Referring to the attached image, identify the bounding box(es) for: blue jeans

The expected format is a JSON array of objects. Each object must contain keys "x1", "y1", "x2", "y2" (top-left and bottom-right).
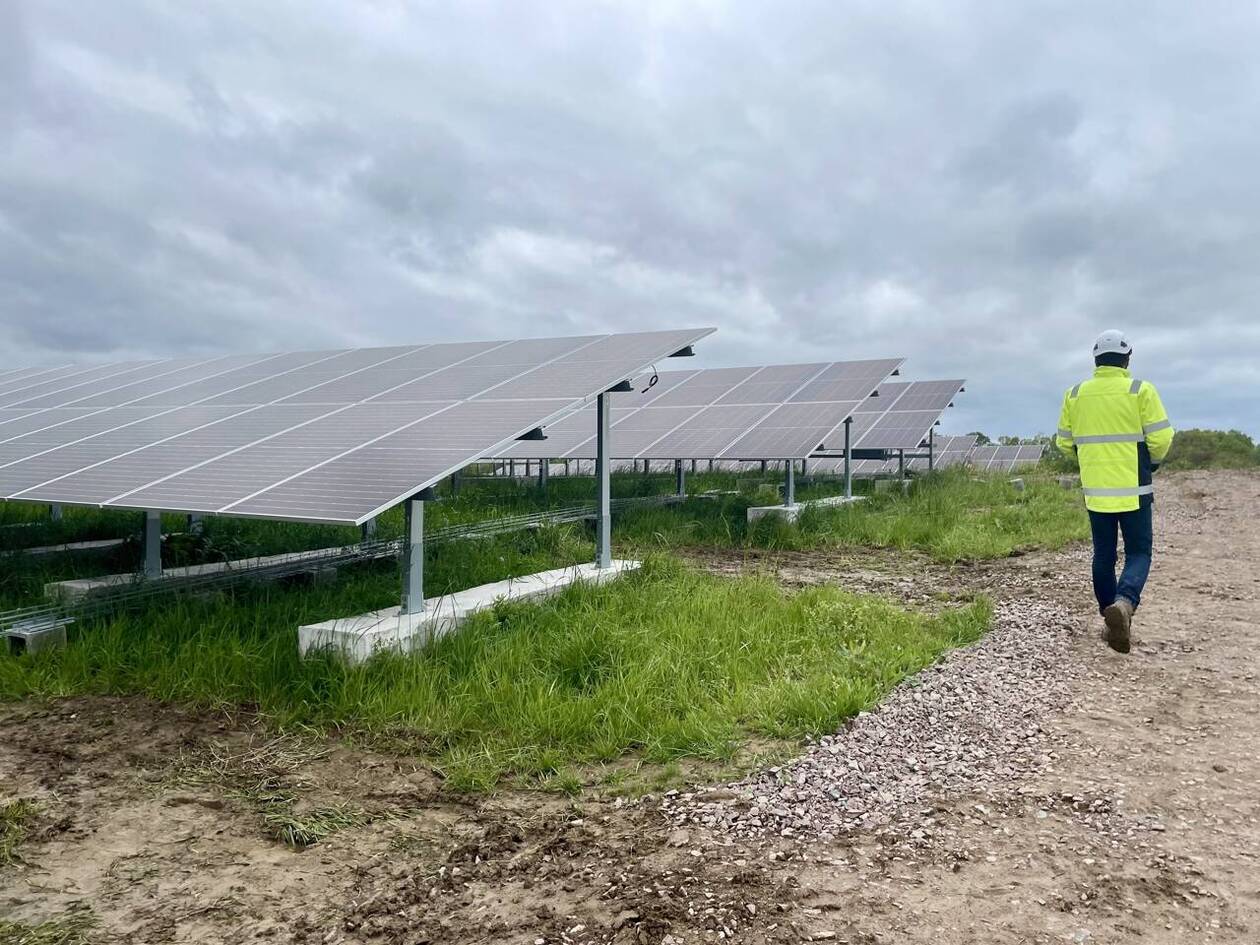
[{"x1": 1088, "y1": 507, "x2": 1153, "y2": 615}]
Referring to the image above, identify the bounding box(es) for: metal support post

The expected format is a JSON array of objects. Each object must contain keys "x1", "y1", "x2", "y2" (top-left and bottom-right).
[
  {"x1": 690, "y1": 459, "x2": 697, "y2": 474},
  {"x1": 675, "y1": 458, "x2": 686, "y2": 497},
  {"x1": 538, "y1": 460, "x2": 548, "y2": 491},
  {"x1": 361, "y1": 516, "x2": 378, "y2": 542},
  {"x1": 760, "y1": 460, "x2": 767, "y2": 475},
  {"x1": 595, "y1": 392, "x2": 612, "y2": 569},
  {"x1": 784, "y1": 460, "x2": 796, "y2": 507},
  {"x1": 50, "y1": 504, "x2": 63, "y2": 522},
  {"x1": 401, "y1": 497, "x2": 425, "y2": 615},
  {"x1": 928, "y1": 428, "x2": 936, "y2": 472},
  {"x1": 450, "y1": 470, "x2": 461, "y2": 496},
  {"x1": 142, "y1": 510, "x2": 162, "y2": 579},
  {"x1": 187, "y1": 513, "x2": 205, "y2": 536},
  {"x1": 898, "y1": 450, "x2": 905, "y2": 480},
  {"x1": 843, "y1": 418, "x2": 853, "y2": 499},
  {"x1": 801, "y1": 459, "x2": 808, "y2": 476}
]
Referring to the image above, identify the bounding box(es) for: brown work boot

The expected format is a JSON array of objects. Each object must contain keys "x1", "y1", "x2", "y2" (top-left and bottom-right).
[{"x1": 1101, "y1": 598, "x2": 1134, "y2": 653}]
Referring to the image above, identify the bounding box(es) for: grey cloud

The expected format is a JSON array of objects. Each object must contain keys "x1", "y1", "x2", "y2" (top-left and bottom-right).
[{"x1": 1, "y1": 0, "x2": 1258, "y2": 436}]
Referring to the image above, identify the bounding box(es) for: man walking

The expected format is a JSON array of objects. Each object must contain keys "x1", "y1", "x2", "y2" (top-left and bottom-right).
[{"x1": 1056, "y1": 330, "x2": 1174, "y2": 653}]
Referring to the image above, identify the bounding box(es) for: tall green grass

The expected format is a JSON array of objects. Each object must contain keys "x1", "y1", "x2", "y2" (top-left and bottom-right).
[
  {"x1": 0, "y1": 556, "x2": 990, "y2": 790},
  {"x1": 0, "y1": 470, "x2": 1041, "y2": 792},
  {"x1": 0, "y1": 504, "x2": 168, "y2": 552},
  {"x1": 617, "y1": 468, "x2": 1088, "y2": 561},
  {"x1": 0, "y1": 468, "x2": 1084, "y2": 613}
]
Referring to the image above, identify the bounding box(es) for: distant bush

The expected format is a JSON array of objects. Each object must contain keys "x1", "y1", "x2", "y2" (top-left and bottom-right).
[
  {"x1": 1161, "y1": 429, "x2": 1260, "y2": 470},
  {"x1": 1027, "y1": 428, "x2": 1259, "y2": 473}
]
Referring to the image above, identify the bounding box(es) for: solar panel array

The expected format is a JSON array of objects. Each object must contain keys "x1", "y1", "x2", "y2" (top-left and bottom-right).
[
  {"x1": 497, "y1": 359, "x2": 904, "y2": 462},
  {"x1": 830, "y1": 379, "x2": 966, "y2": 453},
  {"x1": 968, "y1": 444, "x2": 1046, "y2": 472},
  {"x1": 805, "y1": 380, "x2": 966, "y2": 476},
  {"x1": 0, "y1": 329, "x2": 713, "y2": 525},
  {"x1": 811, "y1": 433, "x2": 982, "y2": 478},
  {"x1": 909, "y1": 434, "x2": 980, "y2": 471}
]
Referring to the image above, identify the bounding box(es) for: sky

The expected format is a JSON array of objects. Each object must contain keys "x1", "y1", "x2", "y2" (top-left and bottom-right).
[{"x1": 2, "y1": 1, "x2": 1258, "y2": 439}]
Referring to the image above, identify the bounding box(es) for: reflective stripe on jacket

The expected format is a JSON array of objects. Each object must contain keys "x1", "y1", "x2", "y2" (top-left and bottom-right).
[{"x1": 1055, "y1": 366, "x2": 1174, "y2": 513}]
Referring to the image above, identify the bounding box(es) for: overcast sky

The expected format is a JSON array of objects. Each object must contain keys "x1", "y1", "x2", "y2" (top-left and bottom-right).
[{"x1": 2, "y1": 1, "x2": 1258, "y2": 437}]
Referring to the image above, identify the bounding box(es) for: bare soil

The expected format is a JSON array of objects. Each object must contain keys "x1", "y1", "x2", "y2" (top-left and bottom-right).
[{"x1": 2, "y1": 470, "x2": 1258, "y2": 944}]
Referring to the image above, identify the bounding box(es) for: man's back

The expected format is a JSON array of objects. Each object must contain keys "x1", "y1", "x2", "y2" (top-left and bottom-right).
[{"x1": 1056, "y1": 365, "x2": 1173, "y2": 514}]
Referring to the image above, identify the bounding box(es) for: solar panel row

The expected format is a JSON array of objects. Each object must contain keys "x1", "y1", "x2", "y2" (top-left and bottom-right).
[
  {"x1": 810, "y1": 434, "x2": 982, "y2": 477},
  {"x1": 837, "y1": 379, "x2": 966, "y2": 453},
  {"x1": 0, "y1": 329, "x2": 714, "y2": 525},
  {"x1": 908, "y1": 434, "x2": 980, "y2": 471},
  {"x1": 968, "y1": 444, "x2": 1046, "y2": 472},
  {"x1": 498, "y1": 359, "x2": 905, "y2": 462}
]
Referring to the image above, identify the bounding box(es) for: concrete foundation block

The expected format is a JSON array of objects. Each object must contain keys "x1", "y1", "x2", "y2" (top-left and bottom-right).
[
  {"x1": 298, "y1": 560, "x2": 642, "y2": 664},
  {"x1": 5, "y1": 617, "x2": 72, "y2": 655},
  {"x1": 24, "y1": 537, "x2": 128, "y2": 558},
  {"x1": 747, "y1": 495, "x2": 865, "y2": 524},
  {"x1": 45, "y1": 546, "x2": 351, "y2": 601},
  {"x1": 1009, "y1": 477, "x2": 1026, "y2": 492},
  {"x1": 1058, "y1": 475, "x2": 1081, "y2": 489}
]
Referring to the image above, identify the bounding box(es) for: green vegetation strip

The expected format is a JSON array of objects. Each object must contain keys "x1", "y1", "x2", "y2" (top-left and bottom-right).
[
  {"x1": 1, "y1": 556, "x2": 990, "y2": 791},
  {"x1": 618, "y1": 468, "x2": 1089, "y2": 562},
  {"x1": 1, "y1": 470, "x2": 1087, "y2": 614}
]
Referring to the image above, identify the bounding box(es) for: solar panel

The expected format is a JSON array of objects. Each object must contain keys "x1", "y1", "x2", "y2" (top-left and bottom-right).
[
  {"x1": 0, "y1": 329, "x2": 713, "y2": 524},
  {"x1": 808, "y1": 431, "x2": 979, "y2": 479},
  {"x1": 1016, "y1": 444, "x2": 1047, "y2": 466},
  {"x1": 497, "y1": 358, "x2": 904, "y2": 462},
  {"x1": 969, "y1": 444, "x2": 1045, "y2": 472},
  {"x1": 833, "y1": 379, "x2": 965, "y2": 453},
  {"x1": 909, "y1": 434, "x2": 980, "y2": 470},
  {"x1": 803, "y1": 379, "x2": 965, "y2": 478}
]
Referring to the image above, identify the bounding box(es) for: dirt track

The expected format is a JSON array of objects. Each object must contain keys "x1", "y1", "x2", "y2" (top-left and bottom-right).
[{"x1": 2, "y1": 470, "x2": 1258, "y2": 943}]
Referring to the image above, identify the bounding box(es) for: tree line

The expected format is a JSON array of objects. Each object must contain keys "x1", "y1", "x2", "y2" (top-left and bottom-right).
[{"x1": 973, "y1": 429, "x2": 1260, "y2": 471}]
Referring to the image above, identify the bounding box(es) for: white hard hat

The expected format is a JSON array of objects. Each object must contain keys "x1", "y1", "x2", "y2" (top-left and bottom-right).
[{"x1": 1093, "y1": 329, "x2": 1132, "y2": 357}]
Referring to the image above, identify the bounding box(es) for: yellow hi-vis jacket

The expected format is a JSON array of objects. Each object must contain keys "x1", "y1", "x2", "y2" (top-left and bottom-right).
[{"x1": 1056, "y1": 366, "x2": 1174, "y2": 513}]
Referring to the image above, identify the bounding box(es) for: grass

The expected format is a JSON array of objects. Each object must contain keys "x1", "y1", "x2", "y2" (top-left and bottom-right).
[
  {"x1": 1, "y1": 555, "x2": 991, "y2": 791},
  {"x1": 0, "y1": 799, "x2": 39, "y2": 867},
  {"x1": 0, "y1": 510, "x2": 592, "y2": 611},
  {"x1": 0, "y1": 910, "x2": 95, "y2": 945},
  {"x1": 1, "y1": 466, "x2": 1084, "y2": 611},
  {"x1": 0, "y1": 465, "x2": 1082, "y2": 793},
  {"x1": 616, "y1": 467, "x2": 1089, "y2": 561},
  {"x1": 0, "y1": 503, "x2": 149, "y2": 552},
  {"x1": 263, "y1": 804, "x2": 369, "y2": 848},
  {"x1": 168, "y1": 733, "x2": 371, "y2": 848}
]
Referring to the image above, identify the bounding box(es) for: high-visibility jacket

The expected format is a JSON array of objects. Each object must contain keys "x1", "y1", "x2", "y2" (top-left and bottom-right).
[{"x1": 1056, "y1": 366, "x2": 1174, "y2": 513}]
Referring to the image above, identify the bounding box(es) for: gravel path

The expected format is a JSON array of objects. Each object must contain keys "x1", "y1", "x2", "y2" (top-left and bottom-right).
[{"x1": 662, "y1": 596, "x2": 1080, "y2": 852}]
